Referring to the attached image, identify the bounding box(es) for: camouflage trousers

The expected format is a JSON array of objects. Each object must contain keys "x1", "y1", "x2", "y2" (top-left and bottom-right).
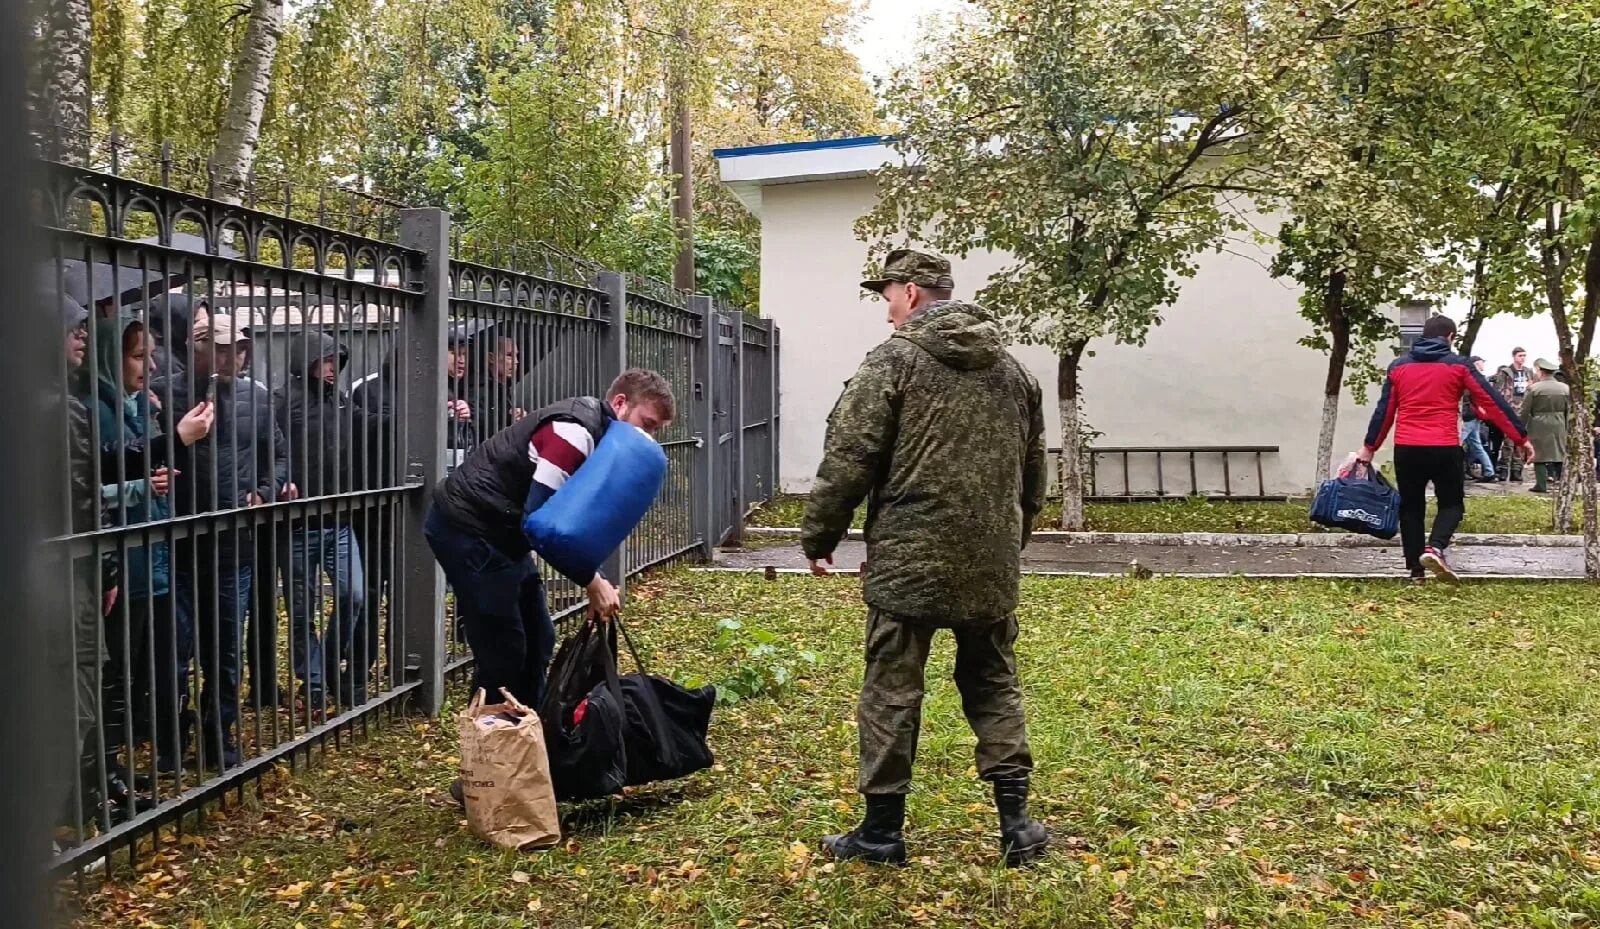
[{"x1": 857, "y1": 608, "x2": 1033, "y2": 795}]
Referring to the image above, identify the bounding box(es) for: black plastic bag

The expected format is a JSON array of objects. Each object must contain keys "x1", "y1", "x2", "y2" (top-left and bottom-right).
[
  {"x1": 540, "y1": 618, "x2": 715, "y2": 801},
  {"x1": 540, "y1": 621, "x2": 628, "y2": 801}
]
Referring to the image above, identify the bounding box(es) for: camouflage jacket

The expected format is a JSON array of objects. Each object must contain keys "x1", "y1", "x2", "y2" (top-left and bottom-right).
[{"x1": 801, "y1": 301, "x2": 1046, "y2": 621}]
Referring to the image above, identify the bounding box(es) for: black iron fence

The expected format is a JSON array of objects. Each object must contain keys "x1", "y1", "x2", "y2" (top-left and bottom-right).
[{"x1": 36, "y1": 158, "x2": 778, "y2": 877}]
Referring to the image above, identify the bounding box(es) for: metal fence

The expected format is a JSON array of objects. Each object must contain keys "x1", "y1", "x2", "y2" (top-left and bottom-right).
[{"x1": 36, "y1": 159, "x2": 779, "y2": 877}]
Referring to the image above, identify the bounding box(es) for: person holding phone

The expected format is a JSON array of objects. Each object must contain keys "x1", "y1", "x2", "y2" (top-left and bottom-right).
[
  {"x1": 152, "y1": 313, "x2": 294, "y2": 771},
  {"x1": 88, "y1": 316, "x2": 213, "y2": 785}
]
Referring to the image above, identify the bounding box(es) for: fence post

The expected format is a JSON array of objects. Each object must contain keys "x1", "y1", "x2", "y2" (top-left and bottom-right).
[
  {"x1": 727, "y1": 310, "x2": 746, "y2": 548},
  {"x1": 398, "y1": 208, "x2": 449, "y2": 716},
  {"x1": 766, "y1": 318, "x2": 779, "y2": 506},
  {"x1": 597, "y1": 271, "x2": 628, "y2": 594},
  {"x1": 690, "y1": 295, "x2": 716, "y2": 560}
]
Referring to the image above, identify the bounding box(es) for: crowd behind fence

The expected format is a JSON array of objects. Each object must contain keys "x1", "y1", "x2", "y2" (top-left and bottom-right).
[{"x1": 36, "y1": 157, "x2": 779, "y2": 877}]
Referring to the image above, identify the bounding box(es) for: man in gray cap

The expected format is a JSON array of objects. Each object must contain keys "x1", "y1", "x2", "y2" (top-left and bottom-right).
[{"x1": 801, "y1": 249, "x2": 1050, "y2": 867}]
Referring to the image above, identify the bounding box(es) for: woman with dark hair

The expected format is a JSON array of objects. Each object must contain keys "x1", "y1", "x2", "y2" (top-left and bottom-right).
[{"x1": 88, "y1": 317, "x2": 212, "y2": 795}]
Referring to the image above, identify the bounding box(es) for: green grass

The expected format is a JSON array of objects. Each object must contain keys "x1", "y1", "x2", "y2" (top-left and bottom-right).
[
  {"x1": 70, "y1": 572, "x2": 1600, "y2": 928},
  {"x1": 748, "y1": 494, "x2": 1561, "y2": 536}
]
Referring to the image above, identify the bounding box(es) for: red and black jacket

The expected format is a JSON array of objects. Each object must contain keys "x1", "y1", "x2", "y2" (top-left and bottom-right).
[{"x1": 1364, "y1": 337, "x2": 1527, "y2": 452}]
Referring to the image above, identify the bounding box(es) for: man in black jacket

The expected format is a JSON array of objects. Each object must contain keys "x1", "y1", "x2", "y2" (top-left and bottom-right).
[
  {"x1": 274, "y1": 331, "x2": 382, "y2": 711},
  {"x1": 153, "y1": 313, "x2": 293, "y2": 770},
  {"x1": 426, "y1": 369, "x2": 674, "y2": 715}
]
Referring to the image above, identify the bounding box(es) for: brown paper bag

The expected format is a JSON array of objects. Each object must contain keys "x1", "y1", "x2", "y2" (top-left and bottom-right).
[{"x1": 457, "y1": 687, "x2": 561, "y2": 851}]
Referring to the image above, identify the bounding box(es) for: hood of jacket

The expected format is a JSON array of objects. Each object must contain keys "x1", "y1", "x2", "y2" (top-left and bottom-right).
[
  {"x1": 892, "y1": 301, "x2": 1005, "y2": 371},
  {"x1": 92, "y1": 316, "x2": 142, "y2": 410},
  {"x1": 1407, "y1": 336, "x2": 1454, "y2": 363},
  {"x1": 288, "y1": 331, "x2": 348, "y2": 385}
]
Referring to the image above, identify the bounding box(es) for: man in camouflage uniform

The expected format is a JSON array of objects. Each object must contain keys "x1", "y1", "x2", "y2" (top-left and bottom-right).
[{"x1": 801, "y1": 249, "x2": 1050, "y2": 868}]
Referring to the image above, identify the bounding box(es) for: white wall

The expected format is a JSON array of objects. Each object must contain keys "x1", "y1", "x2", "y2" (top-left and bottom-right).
[{"x1": 758, "y1": 176, "x2": 1382, "y2": 497}]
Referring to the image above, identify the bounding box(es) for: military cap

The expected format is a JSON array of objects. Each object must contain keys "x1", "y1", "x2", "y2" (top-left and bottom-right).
[{"x1": 860, "y1": 248, "x2": 955, "y2": 294}]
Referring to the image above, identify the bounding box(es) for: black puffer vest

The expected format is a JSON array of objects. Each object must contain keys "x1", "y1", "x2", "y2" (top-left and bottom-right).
[{"x1": 432, "y1": 396, "x2": 613, "y2": 554}]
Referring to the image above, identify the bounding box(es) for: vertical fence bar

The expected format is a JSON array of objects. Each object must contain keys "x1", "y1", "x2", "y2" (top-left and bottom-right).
[
  {"x1": 771, "y1": 323, "x2": 781, "y2": 502},
  {"x1": 398, "y1": 208, "x2": 448, "y2": 715},
  {"x1": 765, "y1": 318, "x2": 779, "y2": 507},
  {"x1": 727, "y1": 311, "x2": 746, "y2": 547},
  {"x1": 690, "y1": 295, "x2": 715, "y2": 560},
  {"x1": 596, "y1": 271, "x2": 628, "y2": 590}
]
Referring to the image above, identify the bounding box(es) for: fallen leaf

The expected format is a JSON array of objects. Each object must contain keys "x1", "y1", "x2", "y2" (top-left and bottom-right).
[
  {"x1": 1449, "y1": 835, "x2": 1475, "y2": 850},
  {"x1": 511, "y1": 871, "x2": 531, "y2": 884}
]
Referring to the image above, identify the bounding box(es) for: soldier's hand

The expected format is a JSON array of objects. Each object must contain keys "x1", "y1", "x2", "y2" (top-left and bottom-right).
[{"x1": 808, "y1": 556, "x2": 833, "y2": 577}]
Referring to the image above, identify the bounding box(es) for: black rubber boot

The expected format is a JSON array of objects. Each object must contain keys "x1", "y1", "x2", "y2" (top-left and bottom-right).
[
  {"x1": 821, "y1": 794, "x2": 907, "y2": 866},
  {"x1": 994, "y1": 777, "x2": 1049, "y2": 867}
]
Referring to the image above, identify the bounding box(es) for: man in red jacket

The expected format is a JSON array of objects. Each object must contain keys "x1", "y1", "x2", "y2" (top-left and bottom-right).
[{"x1": 1358, "y1": 315, "x2": 1533, "y2": 582}]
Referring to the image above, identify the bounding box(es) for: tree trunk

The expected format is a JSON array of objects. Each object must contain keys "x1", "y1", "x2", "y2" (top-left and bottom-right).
[
  {"x1": 209, "y1": 0, "x2": 284, "y2": 204},
  {"x1": 1056, "y1": 340, "x2": 1089, "y2": 531},
  {"x1": 1555, "y1": 426, "x2": 1580, "y2": 532},
  {"x1": 1315, "y1": 269, "x2": 1351, "y2": 485},
  {"x1": 1577, "y1": 398, "x2": 1599, "y2": 578},
  {"x1": 34, "y1": 0, "x2": 92, "y2": 163}
]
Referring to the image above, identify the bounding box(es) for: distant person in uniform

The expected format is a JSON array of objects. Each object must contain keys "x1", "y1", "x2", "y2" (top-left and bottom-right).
[
  {"x1": 1523, "y1": 358, "x2": 1571, "y2": 494},
  {"x1": 801, "y1": 249, "x2": 1050, "y2": 868}
]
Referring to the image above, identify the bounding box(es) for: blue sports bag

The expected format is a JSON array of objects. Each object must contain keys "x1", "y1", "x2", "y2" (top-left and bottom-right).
[
  {"x1": 1309, "y1": 463, "x2": 1400, "y2": 540},
  {"x1": 523, "y1": 419, "x2": 668, "y2": 581}
]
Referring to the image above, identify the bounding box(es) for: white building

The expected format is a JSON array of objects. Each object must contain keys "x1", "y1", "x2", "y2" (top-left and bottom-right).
[{"x1": 715, "y1": 135, "x2": 1394, "y2": 498}]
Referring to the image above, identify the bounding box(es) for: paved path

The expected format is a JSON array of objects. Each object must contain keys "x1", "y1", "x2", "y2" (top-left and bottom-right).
[{"x1": 709, "y1": 539, "x2": 1585, "y2": 580}]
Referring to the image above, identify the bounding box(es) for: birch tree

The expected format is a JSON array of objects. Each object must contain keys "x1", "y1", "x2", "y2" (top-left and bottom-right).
[{"x1": 209, "y1": 0, "x2": 283, "y2": 202}]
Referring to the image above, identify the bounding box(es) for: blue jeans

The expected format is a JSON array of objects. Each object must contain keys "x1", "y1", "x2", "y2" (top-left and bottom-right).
[
  {"x1": 1463, "y1": 421, "x2": 1494, "y2": 478},
  {"x1": 181, "y1": 540, "x2": 250, "y2": 742},
  {"x1": 424, "y1": 506, "x2": 555, "y2": 707},
  {"x1": 289, "y1": 525, "x2": 365, "y2": 696}
]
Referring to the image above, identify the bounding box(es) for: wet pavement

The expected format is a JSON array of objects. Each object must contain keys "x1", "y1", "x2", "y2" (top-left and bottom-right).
[{"x1": 710, "y1": 539, "x2": 1585, "y2": 579}]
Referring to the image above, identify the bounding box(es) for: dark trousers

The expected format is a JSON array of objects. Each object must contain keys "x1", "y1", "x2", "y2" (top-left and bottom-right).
[
  {"x1": 856, "y1": 609, "x2": 1033, "y2": 795},
  {"x1": 180, "y1": 536, "x2": 252, "y2": 752},
  {"x1": 424, "y1": 507, "x2": 555, "y2": 707},
  {"x1": 146, "y1": 592, "x2": 193, "y2": 765},
  {"x1": 1484, "y1": 425, "x2": 1505, "y2": 475},
  {"x1": 352, "y1": 509, "x2": 395, "y2": 704},
  {"x1": 113, "y1": 591, "x2": 190, "y2": 756},
  {"x1": 247, "y1": 524, "x2": 289, "y2": 706},
  {"x1": 1394, "y1": 445, "x2": 1466, "y2": 573}
]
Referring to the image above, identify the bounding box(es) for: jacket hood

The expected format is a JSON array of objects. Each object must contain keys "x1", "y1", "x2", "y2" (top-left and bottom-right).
[
  {"x1": 1408, "y1": 336, "x2": 1453, "y2": 362},
  {"x1": 893, "y1": 301, "x2": 1005, "y2": 371},
  {"x1": 93, "y1": 316, "x2": 143, "y2": 404},
  {"x1": 288, "y1": 331, "x2": 348, "y2": 381}
]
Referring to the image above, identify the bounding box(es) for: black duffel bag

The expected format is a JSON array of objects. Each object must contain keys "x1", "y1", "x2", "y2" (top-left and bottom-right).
[
  {"x1": 540, "y1": 617, "x2": 716, "y2": 802},
  {"x1": 539, "y1": 619, "x2": 628, "y2": 800}
]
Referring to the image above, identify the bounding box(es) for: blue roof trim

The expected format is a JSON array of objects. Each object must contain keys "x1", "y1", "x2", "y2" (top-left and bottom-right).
[{"x1": 712, "y1": 135, "x2": 892, "y2": 159}]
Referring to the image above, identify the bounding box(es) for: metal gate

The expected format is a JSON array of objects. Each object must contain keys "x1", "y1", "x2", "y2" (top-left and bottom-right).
[{"x1": 712, "y1": 310, "x2": 743, "y2": 547}]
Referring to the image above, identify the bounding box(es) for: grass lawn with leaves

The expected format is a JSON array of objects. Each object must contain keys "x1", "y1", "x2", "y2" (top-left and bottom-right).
[
  {"x1": 748, "y1": 494, "x2": 1561, "y2": 536},
  {"x1": 71, "y1": 572, "x2": 1600, "y2": 928}
]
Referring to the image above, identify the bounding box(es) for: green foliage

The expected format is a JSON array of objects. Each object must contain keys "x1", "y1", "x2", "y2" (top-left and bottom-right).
[
  {"x1": 77, "y1": 0, "x2": 872, "y2": 302},
  {"x1": 441, "y1": 39, "x2": 657, "y2": 263},
  {"x1": 749, "y1": 493, "x2": 1561, "y2": 536},
  {"x1": 66, "y1": 572, "x2": 1600, "y2": 928},
  {"x1": 685, "y1": 617, "x2": 819, "y2": 705}
]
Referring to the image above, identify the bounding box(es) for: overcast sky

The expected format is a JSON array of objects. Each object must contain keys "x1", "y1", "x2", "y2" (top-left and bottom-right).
[{"x1": 849, "y1": 0, "x2": 972, "y2": 81}]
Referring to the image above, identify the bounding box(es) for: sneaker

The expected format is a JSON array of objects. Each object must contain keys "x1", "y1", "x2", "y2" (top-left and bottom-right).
[{"x1": 1420, "y1": 547, "x2": 1458, "y2": 583}]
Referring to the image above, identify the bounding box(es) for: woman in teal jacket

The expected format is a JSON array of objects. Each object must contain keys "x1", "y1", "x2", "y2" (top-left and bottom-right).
[{"x1": 90, "y1": 316, "x2": 211, "y2": 780}]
